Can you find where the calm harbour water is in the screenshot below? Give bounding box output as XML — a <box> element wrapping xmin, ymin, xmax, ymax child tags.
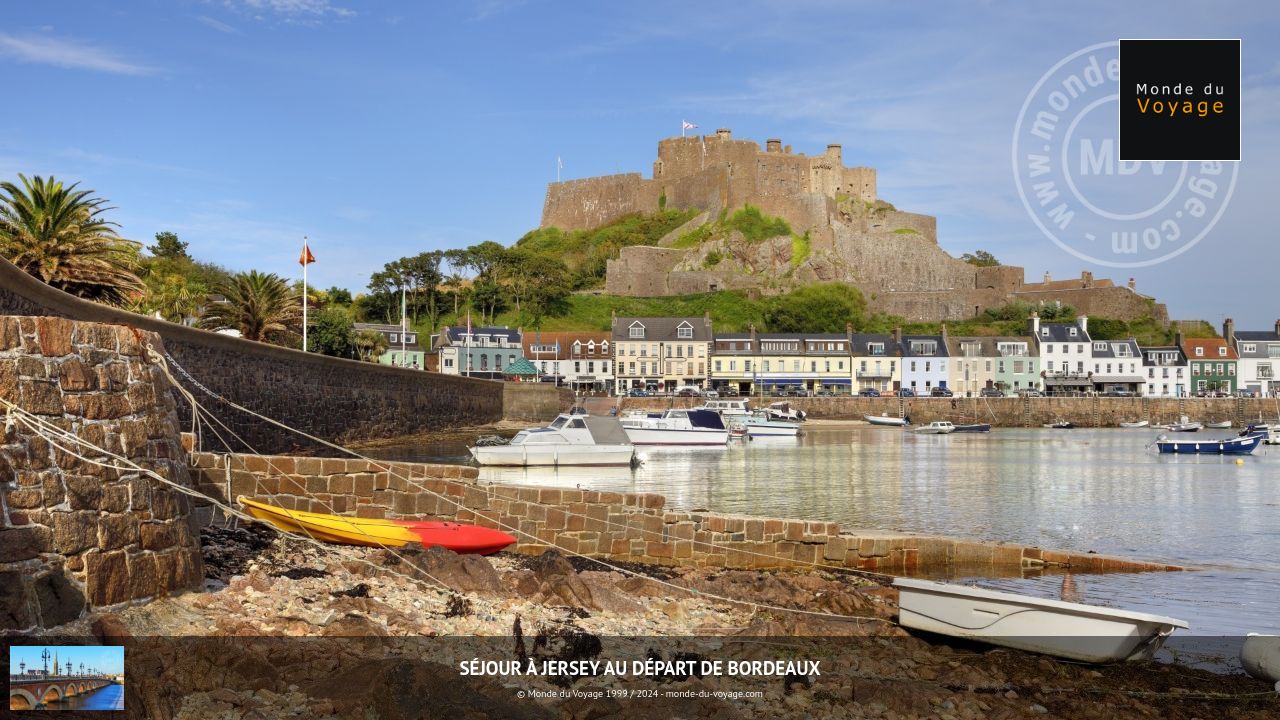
<box><xmin>370</xmin><ymin>427</ymin><xmax>1280</xmax><ymax>638</ymax></box>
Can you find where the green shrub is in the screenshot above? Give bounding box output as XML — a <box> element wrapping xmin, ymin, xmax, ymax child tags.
<box><xmin>703</xmin><ymin>250</ymin><xmax>723</xmax><ymax>268</ymax></box>
<box><xmin>726</xmin><ymin>205</ymin><xmax>791</xmax><ymax>243</ymax></box>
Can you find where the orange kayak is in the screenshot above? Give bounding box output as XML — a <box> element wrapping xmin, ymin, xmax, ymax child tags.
<box><xmin>238</xmin><ymin>496</ymin><xmax>517</xmax><ymax>554</ymax></box>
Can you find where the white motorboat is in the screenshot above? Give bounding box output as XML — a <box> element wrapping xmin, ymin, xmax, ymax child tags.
<box><xmin>1240</xmin><ymin>423</ymin><xmax>1280</xmax><ymax>445</ymax></box>
<box><xmin>893</xmin><ymin>578</ymin><xmax>1188</xmax><ymax>663</ymax></box>
<box><xmin>698</xmin><ymin>398</ymin><xmax>752</xmax><ymax>417</ymax></box>
<box><xmin>766</xmin><ymin>401</ymin><xmax>806</xmax><ymax>422</ymax></box>
<box><xmin>1118</xmin><ymin>420</ymin><xmax>1149</xmax><ymax>428</ymax></box>
<box><xmin>741</xmin><ymin>409</ymin><xmax>801</xmax><ymax>437</ymax></box>
<box><xmin>470</xmin><ymin>413</ymin><xmax>634</xmax><ymax>466</ymax></box>
<box><xmin>621</xmin><ymin>408</ymin><xmax>729</xmax><ymax>445</ymax></box>
<box><xmin>912</xmin><ymin>421</ymin><xmax>955</xmax><ymax>434</ymax></box>
<box><xmin>865</xmin><ymin>414</ymin><xmax>910</xmax><ymax>427</ymax></box>
<box><xmin>1205</xmin><ymin>420</ymin><xmax>1232</xmax><ymax>429</ymax></box>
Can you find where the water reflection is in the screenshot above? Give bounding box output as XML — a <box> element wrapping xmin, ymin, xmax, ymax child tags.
<box><xmin>369</xmin><ymin>427</ymin><xmax>1280</xmax><ymax>635</ymax></box>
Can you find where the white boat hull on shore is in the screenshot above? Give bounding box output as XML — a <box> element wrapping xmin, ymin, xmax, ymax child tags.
<box><xmin>470</xmin><ymin>444</ymin><xmax>634</xmax><ymax>466</ymax></box>
<box><xmin>1241</xmin><ymin>634</ymin><xmax>1280</xmax><ymax>685</ymax></box>
<box><xmin>893</xmin><ymin>578</ymin><xmax>1188</xmax><ymax>663</ymax></box>
<box><xmin>865</xmin><ymin>414</ymin><xmax>909</xmax><ymax>427</ymax></box>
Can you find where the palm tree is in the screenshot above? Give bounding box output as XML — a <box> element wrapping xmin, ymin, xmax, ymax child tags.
<box><xmin>0</xmin><ymin>174</ymin><xmax>144</xmax><ymax>304</ymax></box>
<box><xmin>353</xmin><ymin>329</ymin><xmax>389</xmax><ymax>362</ymax></box>
<box><xmin>200</xmin><ymin>270</ymin><xmax>301</xmax><ymax>342</ymax></box>
<box><xmin>443</xmin><ymin>272</ymin><xmax>466</xmax><ymax>315</ymax></box>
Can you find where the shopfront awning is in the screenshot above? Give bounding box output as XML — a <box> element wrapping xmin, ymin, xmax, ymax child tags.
<box><xmin>820</xmin><ymin>379</ymin><xmax>852</xmax><ymax>385</ymax></box>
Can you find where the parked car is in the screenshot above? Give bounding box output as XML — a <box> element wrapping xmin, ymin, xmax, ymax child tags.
<box><xmin>720</xmin><ymin>387</ymin><xmax>739</xmax><ymax>397</ymax></box>
<box><xmin>627</xmin><ymin>388</ymin><xmax>650</xmax><ymax>397</ymax></box>
<box><xmin>979</xmin><ymin>388</ymin><xmax>1004</xmax><ymax>398</ymax></box>
<box><xmin>1017</xmin><ymin>389</ymin><xmax>1044</xmax><ymax>397</ymax></box>
<box><xmin>1101</xmin><ymin>389</ymin><xmax>1133</xmax><ymax>397</ymax></box>
<box><xmin>704</xmin><ymin>390</ymin><xmax>720</xmax><ymax>399</ymax></box>
<box><xmin>674</xmin><ymin>386</ymin><xmax>702</xmax><ymax>397</ymax></box>
<box><xmin>859</xmin><ymin>388</ymin><xmax>881</xmax><ymax>397</ymax></box>
<box><xmin>929</xmin><ymin>387</ymin><xmax>954</xmax><ymax>397</ymax></box>
<box><xmin>784</xmin><ymin>388</ymin><xmax>807</xmax><ymax>397</ymax></box>
<box><xmin>815</xmin><ymin>389</ymin><xmax>833</xmax><ymax>397</ymax></box>
<box><xmin>894</xmin><ymin>388</ymin><xmax>915</xmax><ymax>398</ymax></box>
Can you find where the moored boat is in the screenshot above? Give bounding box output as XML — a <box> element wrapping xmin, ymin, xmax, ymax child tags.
<box><xmin>1043</xmin><ymin>420</ymin><xmax>1074</xmax><ymax>429</ymax></box>
<box><xmin>1163</xmin><ymin>415</ymin><xmax>1203</xmax><ymax>432</ymax></box>
<box><xmin>766</xmin><ymin>401</ymin><xmax>806</xmax><ymax>422</ymax></box>
<box><xmin>952</xmin><ymin>423</ymin><xmax>992</xmax><ymax>433</ymax></box>
<box><xmin>1119</xmin><ymin>420</ymin><xmax>1149</xmax><ymax>428</ymax></box>
<box><xmin>1241</xmin><ymin>634</ymin><xmax>1280</xmax><ymax>685</ymax></box>
<box><xmin>621</xmin><ymin>408</ymin><xmax>729</xmax><ymax>445</ymax></box>
<box><xmin>1205</xmin><ymin>420</ymin><xmax>1232</xmax><ymax>429</ymax></box>
<box><xmin>912</xmin><ymin>421</ymin><xmax>955</xmax><ymax>434</ymax></box>
<box><xmin>741</xmin><ymin>409</ymin><xmax>802</xmax><ymax>437</ymax></box>
<box><xmin>1154</xmin><ymin>431</ymin><xmax>1264</xmax><ymax>455</ymax></box>
<box><xmin>865</xmin><ymin>414</ymin><xmax>910</xmax><ymax>427</ymax></box>
<box><xmin>239</xmin><ymin>497</ymin><xmax>517</xmax><ymax>553</ymax></box>
<box><xmin>1240</xmin><ymin>423</ymin><xmax>1280</xmax><ymax>445</ymax></box>
<box><xmin>470</xmin><ymin>412</ymin><xmax>634</xmax><ymax>466</ymax></box>
<box><xmin>697</xmin><ymin>398</ymin><xmax>751</xmax><ymax>417</ymax></box>
<box><xmin>893</xmin><ymin>578</ymin><xmax>1188</xmax><ymax>663</ymax></box>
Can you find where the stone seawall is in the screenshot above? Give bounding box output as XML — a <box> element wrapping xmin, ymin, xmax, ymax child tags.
<box><xmin>621</xmin><ymin>396</ymin><xmax>1278</xmax><ymax>427</ymax></box>
<box><xmin>0</xmin><ymin>258</ymin><xmax>565</xmax><ymax>454</ymax></box>
<box><xmin>1</xmin><ymin>317</ymin><xmax>204</xmax><ymax>632</ymax></box>
<box><xmin>191</xmin><ymin>451</ymin><xmax>1179</xmax><ymax>577</ymax></box>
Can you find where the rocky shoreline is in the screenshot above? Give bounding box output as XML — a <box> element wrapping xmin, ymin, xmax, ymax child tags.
<box><xmin>30</xmin><ymin>524</ymin><xmax>1277</xmax><ymax>719</ymax></box>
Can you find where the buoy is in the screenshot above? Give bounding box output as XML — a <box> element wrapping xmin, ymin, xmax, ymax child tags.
<box><xmin>1236</xmin><ymin>458</ymin><xmax>1245</xmax><ymax>465</ymax></box>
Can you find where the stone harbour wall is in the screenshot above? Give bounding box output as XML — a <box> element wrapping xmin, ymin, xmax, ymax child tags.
<box><xmin>621</xmin><ymin>395</ymin><xmax>1277</xmax><ymax>427</ymax></box>
<box><xmin>191</xmin><ymin>451</ymin><xmax>1179</xmax><ymax>577</ymax></box>
<box><xmin>0</xmin><ymin>258</ymin><xmax>568</xmax><ymax>455</ymax></box>
<box><xmin>0</xmin><ymin>317</ymin><xmax>204</xmax><ymax>632</ymax></box>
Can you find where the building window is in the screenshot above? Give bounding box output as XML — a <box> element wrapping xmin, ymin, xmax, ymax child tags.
<box><xmin>480</xmin><ymin>354</ymin><xmax>488</xmax><ymax>371</ymax></box>
<box><xmin>390</xmin><ymin>333</ymin><xmax>398</xmax><ymax>343</ymax></box>
<box><xmin>575</xmin><ymin>361</ymin><xmax>581</xmax><ymax>373</ymax></box>
<box><xmin>1260</xmin><ymin>364</ymin><xmax>1273</xmax><ymax>379</ymax></box>
<box><xmin>1195</xmin><ymin>347</ymin><xmax>1204</xmax><ymax>357</ymax></box>
<box><xmin>1218</xmin><ymin>347</ymin><xmax>1226</xmax><ymax>356</ymax></box>
<box><xmin>715</xmin><ymin>360</ymin><xmax>721</xmax><ymax>372</ymax></box>
<box><xmin>629</xmin><ymin>324</ymin><xmax>645</xmax><ymax>338</ymax></box>
<box><xmin>1046</xmin><ymin>344</ymin><xmax>1053</xmax><ymax>353</ymax></box>
<box><xmin>763</xmin><ymin>360</ymin><xmax>771</xmax><ymax>372</ymax></box>
<box><xmin>444</xmin><ymin>358</ymin><xmax>453</xmax><ymax>368</ymax></box>
<box><xmin>1094</xmin><ymin>342</ymin><xmax>1108</xmax><ymax>352</ymax></box>
<box><xmin>1242</xmin><ymin>343</ymin><xmax>1257</xmax><ymax>354</ymax></box>
<box><xmin>677</xmin><ymin>324</ymin><xmax>693</xmax><ymax>339</ymax></box>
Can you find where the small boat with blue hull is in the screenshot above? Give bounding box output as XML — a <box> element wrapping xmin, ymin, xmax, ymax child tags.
<box><xmin>952</xmin><ymin>423</ymin><xmax>992</xmax><ymax>433</ymax></box>
<box><xmin>1154</xmin><ymin>429</ymin><xmax>1264</xmax><ymax>455</ymax></box>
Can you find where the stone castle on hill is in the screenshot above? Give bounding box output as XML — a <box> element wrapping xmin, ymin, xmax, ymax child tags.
<box><xmin>540</xmin><ymin>129</ymin><xmax>1167</xmax><ymax>323</ymax></box>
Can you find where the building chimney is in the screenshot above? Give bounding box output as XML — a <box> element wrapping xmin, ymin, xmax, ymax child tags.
<box><xmin>1175</xmin><ymin>330</ymin><xmax>1185</xmax><ymax>348</ymax></box>
<box><xmin>826</xmin><ymin>144</ymin><xmax>842</xmax><ymax>164</ymax></box>
<box><xmin>749</xmin><ymin>323</ymin><xmax>758</xmax><ymax>343</ymax></box>
<box><xmin>1128</xmin><ymin>277</ymin><xmax>1137</xmax><ymax>290</ymax></box>
<box><xmin>893</xmin><ymin>326</ymin><xmax>902</xmax><ymax>344</ymax></box>
<box><xmin>1081</xmin><ymin>271</ymin><xmax>1093</xmax><ymax>287</ymax></box>
<box><xmin>1028</xmin><ymin>311</ymin><xmax>1040</xmax><ymax>337</ymax></box>
<box><xmin>846</xmin><ymin>321</ymin><xmax>854</xmax><ymax>345</ymax></box>
<box><xmin>940</xmin><ymin>322</ymin><xmax>948</xmax><ymax>341</ymax></box>
<box><xmin>766</xmin><ymin>138</ymin><xmax>782</xmax><ymax>153</ymax></box>
<box><xmin>715</xmin><ymin>128</ymin><xmax>732</xmax><ymax>141</ymax></box>
<box><xmin>1077</xmin><ymin>315</ymin><xmax>1088</xmax><ymax>335</ymax></box>
<box><xmin>1223</xmin><ymin>318</ymin><xmax>1235</xmax><ymax>345</ymax></box>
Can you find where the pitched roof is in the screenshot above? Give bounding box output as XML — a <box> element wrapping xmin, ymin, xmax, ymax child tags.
<box><xmin>441</xmin><ymin>325</ymin><xmax>522</xmax><ymax>343</ymax></box>
<box><xmin>849</xmin><ymin>333</ymin><xmax>897</xmax><ymax>356</ymax></box>
<box><xmin>1181</xmin><ymin>337</ymin><xmax>1238</xmax><ymax>360</ymax></box>
<box><xmin>1035</xmin><ymin>322</ymin><xmax>1091</xmax><ymax>343</ymax></box>
<box><xmin>522</xmin><ymin>331</ymin><xmax>611</xmax><ymax>359</ymax></box>
<box><xmin>612</xmin><ymin>316</ymin><xmax>712</xmax><ymax>342</ymax></box>
<box><xmin>1089</xmin><ymin>338</ymin><xmax>1141</xmax><ymax>358</ymax></box>
<box><xmin>945</xmin><ymin>336</ymin><xmax>1034</xmax><ymax>357</ymax></box>
<box><xmin>900</xmin><ymin>335</ymin><xmax>949</xmax><ymax>357</ymax></box>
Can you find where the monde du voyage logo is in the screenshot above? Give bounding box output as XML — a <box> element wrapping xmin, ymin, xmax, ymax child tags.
<box><xmin>1013</xmin><ymin>40</ymin><xmax>1240</xmax><ymax>268</ymax></box>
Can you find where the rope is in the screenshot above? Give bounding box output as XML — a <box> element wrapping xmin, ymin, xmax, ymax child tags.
<box><xmin>163</xmin><ymin>343</ymin><xmax>895</xmax><ymax>584</ymax></box>
<box><xmin>0</xmin><ymin>395</ymin><xmax>459</xmax><ymax>602</ymax></box>
<box><xmin>150</xmin><ymin>345</ymin><xmax>893</xmax><ymax>624</ymax></box>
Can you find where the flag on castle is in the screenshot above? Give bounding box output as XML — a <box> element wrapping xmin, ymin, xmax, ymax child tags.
<box><xmin>682</xmin><ymin>120</ymin><xmax>698</xmax><ymax>130</ymax></box>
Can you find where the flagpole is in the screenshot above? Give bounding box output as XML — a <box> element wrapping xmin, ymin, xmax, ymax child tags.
<box><xmin>301</xmin><ymin>236</ymin><xmax>308</xmax><ymax>353</ymax></box>
<box><xmin>556</xmin><ymin>156</ymin><xmax>561</xmax><ymax>183</ymax></box>
<box><xmin>400</xmin><ymin>283</ymin><xmax>407</xmax><ymax>367</ymax></box>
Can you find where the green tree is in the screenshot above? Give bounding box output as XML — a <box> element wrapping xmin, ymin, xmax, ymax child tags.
<box><xmin>308</xmin><ymin>305</ymin><xmax>357</xmax><ymax>357</ymax></box>
<box><xmin>0</xmin><ymin>174</ymin><xmax>144</xmax><ymax>305</ymax></box>
<box><xmin>504</xmin><ymin>249</ymin><xmax>570</xmax><ymax>323</ymax></box>
<box><xmin>139</xmin><ymin>273</ymin><xmax>205</xmax><ymax>323</ymax></box>
<box><xmin>200</xmin><ymin>270</ymin><xmax>301</xmax><ymax>343</ymax></box>
<box><xmin>353</xmin><ymin>329</ymin><xmax>389</xmax><ymax>362</ymax></box>
<box><xmin>764</xmin><ymin>283</ymin><xmax>867</xmax><ymax>333</ymax></box>
<box><xmin>325</xmin><ymin>286</ymin><xmax>353</xmax><ymax>305</ymax></box>
<box><xmin>148</xmin><ymin>231</ymin><xmax>190</xmax><ymax>261</ymax></box>
<box><xmin>961</xmin><ymin>250</ymin><xmax>1000</xmax><ymax>267</ymax></box>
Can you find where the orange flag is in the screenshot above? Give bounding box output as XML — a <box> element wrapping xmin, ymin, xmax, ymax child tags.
<box><xmin>299</xmin><ymin>242</ymin><xmax>316</xmax><ymax>266</ymax></box>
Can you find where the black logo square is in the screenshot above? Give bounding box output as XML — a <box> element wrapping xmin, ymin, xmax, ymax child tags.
<box><xmin>1119</xmin><ymin>39</ymin><xmax>1240</xmax><ymax>161</ymax></box>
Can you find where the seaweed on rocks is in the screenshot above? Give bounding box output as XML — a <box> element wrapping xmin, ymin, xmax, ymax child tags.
<box><xmin>200</xmin><ymin>523</ymin><xmax>277</xmax><ymax>582</ymax></box>
<box><xmin>273</xmin><ymin>567</ymin><xmax>330</xmax><ymax>580</ymax></box>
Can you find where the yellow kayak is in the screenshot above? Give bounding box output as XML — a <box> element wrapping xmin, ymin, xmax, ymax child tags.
<box><xmin>237</xmin><ymin>496</ymin><xmax>516</xmax><ymax>553</ymax></box>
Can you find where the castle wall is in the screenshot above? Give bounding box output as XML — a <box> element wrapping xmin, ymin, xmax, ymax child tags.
<box><xmin>541</xmin><ymin>173</ymin><xmax>658</xmax><ymax>231</ymax></box>
<box><xmin>1011</xmin><ymin>286</ymin><xmax>1168</xmax><ymax>323</ymax></box>
<box><xmin>605</xmin><ymin>247</ymin><xmax>687</xmax><ymax>295</ymax></box>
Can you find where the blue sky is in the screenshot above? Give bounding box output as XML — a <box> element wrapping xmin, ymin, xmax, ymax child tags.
<box><xmin>9</xmin><ymin>645</ymin><xmax>124</xmax><ymax>675</ymax></box>
<box><xmin>2</xmin><ymin>1</ymin><xmax>1277</xmax><ymax>325</ymax></box>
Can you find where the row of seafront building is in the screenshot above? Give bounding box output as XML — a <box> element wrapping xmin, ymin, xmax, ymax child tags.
<box><xmin>358</xmin><ymin>314</ymin><xmax>1280</xmax><ymax>399</ymax></box>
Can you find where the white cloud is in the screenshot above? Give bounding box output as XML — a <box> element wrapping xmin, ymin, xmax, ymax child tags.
<box><xmin>0</xmin><ymin>33</ymin><xmax>158</xmax><ymax>76</ymax></box>
<box><xmin>196</xmin><ymin>15</ymin><xmax>241</xmax><ymax>34</ymax></box>
<box><xmin>223</xmin><ymin>0</ymin><xmax>355</xmax><ymax>22</ymax></box>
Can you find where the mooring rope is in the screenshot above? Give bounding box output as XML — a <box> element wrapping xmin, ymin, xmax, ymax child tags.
<box><xmin>145</xmin><ymin>343</ymin><xmax>893</xmax><ymax>624</ymax></box>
